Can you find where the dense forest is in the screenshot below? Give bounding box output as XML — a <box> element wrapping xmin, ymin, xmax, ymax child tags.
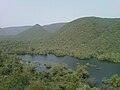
<box><xmin>45</xmin><ymin>17</ymin><xmax>120</xmax><ymax>62</ymax></box>
<box><xmin>0</xmin><ymin>17</ymin><xmax>120</xmax><ymax>89</ymax></box>
<box><xmin>0</xmin><ymin>52</ymin><xmax>120</xmax><ymax>90</ymax></box>
<box><xmin>0</xmin><ymin>17</ymin><xmax>120</xmax><ymax>62</ymax></box>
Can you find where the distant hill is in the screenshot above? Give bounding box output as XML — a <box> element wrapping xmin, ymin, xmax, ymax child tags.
<box><xmin>16</xmin><ymin>24</ymin><xmax>49</xmax><ymax>40</ymax></box>
<box><xmin>0</xmin><ymin>28</ymin><xmax>7</xmax><ymax>35</ymax></box>
<box><xmin>0</xmin><ymin>23</ymin><xmax>66</xmax><ymax>36</ymax></box>
<box><xmin>47</xmin><ymin>17</ymin><xmax>120</xmax><ymax>62</ymax></box>
<box><xmin>43</xmin><ymin>23</ymin><xmax>66</xmax><ymax>32</ymax></box>
<box><xmin>0</xmin><ymin>17</ymin><xmax>120</xmax><ymax>62</ymax></box>
<box><xmin>0</xmin><ymin>26</ymin><xmax>31</xmax><ymax>36</ymax></box>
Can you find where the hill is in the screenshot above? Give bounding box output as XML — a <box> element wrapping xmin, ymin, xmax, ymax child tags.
<box><xmin>0</xmin><ymin>26</ymin><xmax>31</xmax><ymax>36</ymax></box>
<box><xmin>0</xmin><ymin>28</ymin><xmax>7</xmax><ymax>35</ymax></box>
<box><xmin>43</xmin><ymin>23</ymin><xmax>66</xmax><ymax>32</ymax></box>
<box><xmin>0</xmin><ymin>17</ymin><xmax>120</xmax><ymax>62</ymax></box>
<box><xmin>16</xmin><ymin>24</ymin><xmax>49</xmax><ymax>40</ymax></box>
<box><xmin>46</xmin><ymin>17</ymin><xmax>120</xmax><ymax>62</ymax></box>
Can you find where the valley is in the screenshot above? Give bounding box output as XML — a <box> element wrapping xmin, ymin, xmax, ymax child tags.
<box><xmin>0</xmin><ymin>17</ymin><xmax>120</xmax><ymax>90</ymax></box>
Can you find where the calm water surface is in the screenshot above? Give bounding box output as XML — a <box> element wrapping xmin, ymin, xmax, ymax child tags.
<box><xmin>19</xmin><ymin>54</ymin><xmax>120</xmax><ymax>87</ymax></box>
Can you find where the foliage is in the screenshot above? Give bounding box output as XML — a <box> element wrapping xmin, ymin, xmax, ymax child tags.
<box><xmin>102</xmin><ymin>75</ymin><xmax>120</xmax><ymax>90</ymax></box>
<box><xmin>16</xmin><ymin>24</ymin><xmax>49</xmax><ymax>40</ymax></box>
<box><xmin>1</xmin><ymin>17</ymin><xmax>120</xmax><ymax>62</ymax></box>
<box><xmin>0</xmin><ymin>52</ymin><xmax>101</xmax><ymax>90</ymax></box>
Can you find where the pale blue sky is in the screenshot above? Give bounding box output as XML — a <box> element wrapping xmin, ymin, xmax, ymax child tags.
<box><xmin>0</xmin><ymin>0</ymin><xmax>120</xmax><ymax>27</ymax></box>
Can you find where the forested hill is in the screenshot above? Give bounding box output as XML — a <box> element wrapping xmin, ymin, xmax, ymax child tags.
<box><xmin>0</xmin><ymin>26</ymin><xmax>31</xmax><ymax>36</ymax></box>
<box><xmin>43</xmin><ymin>23</ymin><xmax>66</xmax><ymax>32</ymax></box>
<box><xmin>16</xmin><ymin>24</ymin><xmax>49</xmax><ymax>40</ymax></box>
<box><xmin>0</xmin><ymin>23</ymin><xmax>66</xmax><ymax>36</ymax></box>
<box><xmin>0</xmin><ymin>17</ymin><xmax>120</xmax><ymax>62</ymax></box>
<box><xmin>46</xmin><ymin>17</ymin><xmax>120</xmax><ymax>62</ymax></box>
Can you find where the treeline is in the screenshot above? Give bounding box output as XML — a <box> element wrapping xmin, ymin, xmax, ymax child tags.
<box><xmin>0</xmin><ymin>17</ymin><xmax>120</xmax><ymax>63</ymax></box>
<box><xmin>0</xmin><ymin>39</ymin><xmax>120</xmax><ymax>63</ymax></box>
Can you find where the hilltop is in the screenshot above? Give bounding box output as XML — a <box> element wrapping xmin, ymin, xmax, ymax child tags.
<box><xmin>16</xmin><ymin>24</ymin><xmax>49</xmax><ymax>40</ymax></box>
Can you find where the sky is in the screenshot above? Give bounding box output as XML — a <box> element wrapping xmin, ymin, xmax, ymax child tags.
<box><xmin>0</xmin><ymin>0</ymin><xmax>120</xmax><ymax>27</ymax></box>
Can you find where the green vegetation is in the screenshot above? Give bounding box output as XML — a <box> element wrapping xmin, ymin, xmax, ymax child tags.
<box><xmin>45</xmin><ymin>17</ymin><xmax>120</xmax><ymax>62</ymax></box>
<box><xmin>102</xmin><ymin>75</ymin><xmax>120</xmax><ymax>90</ymax></box>
<box><xmin>0</xmin><ymin>51</ymin><xmax>119</xmax><ymax>90</ymax></box>
<box><xmin>0</xmin><ymin>52</ymin><xmax>100</xmax><ymax>90</ymax></box>
<box><xmin>1</xmin><ymin>17</ymin><xmax>120</xmax><ymax>62</ymax></box>
<box><xmin>0</xmin><ymin>16</ymin><xmax>120</xmax><ymax>89</ymax></box>
<box><xmin>43</xmin><ymin>23</ymin><xmax>66</xmax><ymax>32</ymax></box>
<box><xmin>0</xmin><ymin>26</ymin><xmax>31</xmax><ymax>35</ymax></box>
<box><xmin>16</xmin><ymin>24</ymin><xmax>49</xmax><ymax>40</ymax></box>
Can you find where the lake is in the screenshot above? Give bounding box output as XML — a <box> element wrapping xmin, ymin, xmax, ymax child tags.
<box><xmin>19</xmin><ymin>54</ymin><xmax>120</xmax><ymax>87</ymax></box>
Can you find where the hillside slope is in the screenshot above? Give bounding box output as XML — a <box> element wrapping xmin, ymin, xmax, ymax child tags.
<box><xmin>0</xmin><ymin>26</ymin><xmax>31</xmax><ymax>36</ymax></box>
<box><xmin>47</xmin><ymin>17</ymin><xmax>120</xmax><ymax>62</ymax></box>
<box><xmin>43</xmin><ymin>23</ymin><xmax>66</xmax><ymax>32</ymax></box>
<box><xmin>1</xmin><ymin>17</ymin><xmax>120</xmax><ymax>62</ymax></box>
<box><xmin>16</xmin><ymin>24</ymin><xmax>49</xmax><ymax>40</ymax></box>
